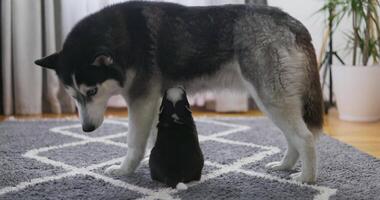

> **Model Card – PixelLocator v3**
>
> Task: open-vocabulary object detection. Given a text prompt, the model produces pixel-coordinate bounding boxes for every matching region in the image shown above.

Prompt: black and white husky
[35,2,323,183]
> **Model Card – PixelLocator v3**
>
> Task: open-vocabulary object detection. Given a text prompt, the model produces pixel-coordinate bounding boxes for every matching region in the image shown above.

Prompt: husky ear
[34,52,59,70]
[92,55,113,66]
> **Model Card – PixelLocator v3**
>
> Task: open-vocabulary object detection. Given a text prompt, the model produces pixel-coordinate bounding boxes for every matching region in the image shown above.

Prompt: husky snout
[82,124,96,132]
[79,112,104,132]
[76,101,106,133]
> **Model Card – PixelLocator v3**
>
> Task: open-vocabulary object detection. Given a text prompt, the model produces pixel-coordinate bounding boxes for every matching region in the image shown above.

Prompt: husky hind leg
[244,80,318,183]
[265,136,300,171]
[245,82,317,181]
[238,46,322,183]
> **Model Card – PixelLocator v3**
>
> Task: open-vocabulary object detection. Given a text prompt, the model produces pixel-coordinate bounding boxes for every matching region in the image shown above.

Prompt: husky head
[35,51,125,132]
[34,16,128,132]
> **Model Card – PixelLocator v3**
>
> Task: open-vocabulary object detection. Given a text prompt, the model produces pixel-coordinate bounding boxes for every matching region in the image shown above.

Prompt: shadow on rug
[0,117,379,200]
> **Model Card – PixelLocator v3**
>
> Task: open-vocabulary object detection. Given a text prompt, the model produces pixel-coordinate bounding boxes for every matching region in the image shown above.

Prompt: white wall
[268,0,352,65]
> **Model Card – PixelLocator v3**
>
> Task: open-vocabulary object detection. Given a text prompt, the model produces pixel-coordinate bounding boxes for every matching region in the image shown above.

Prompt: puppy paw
[290,172,315,184]
[176,182,188,190]
[265,161,292,171]
[105,165,132,176]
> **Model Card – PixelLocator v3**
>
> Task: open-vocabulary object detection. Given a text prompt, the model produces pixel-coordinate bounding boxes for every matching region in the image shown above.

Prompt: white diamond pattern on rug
[0,118,337,200]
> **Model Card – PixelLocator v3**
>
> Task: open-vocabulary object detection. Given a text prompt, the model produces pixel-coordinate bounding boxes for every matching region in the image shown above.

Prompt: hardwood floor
[324,108,380,158]
[1,108,379,158]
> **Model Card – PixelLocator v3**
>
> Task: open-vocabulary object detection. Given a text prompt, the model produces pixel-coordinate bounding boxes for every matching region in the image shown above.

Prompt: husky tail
[301,42,324,137]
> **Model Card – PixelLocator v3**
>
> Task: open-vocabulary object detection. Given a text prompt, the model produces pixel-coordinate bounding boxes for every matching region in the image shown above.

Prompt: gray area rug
[0,117,379,200]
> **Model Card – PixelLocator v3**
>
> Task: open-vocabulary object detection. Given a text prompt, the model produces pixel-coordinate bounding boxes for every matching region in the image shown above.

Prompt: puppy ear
[92,54,113,66]
[34,52,59,70]
[177,85,186,92]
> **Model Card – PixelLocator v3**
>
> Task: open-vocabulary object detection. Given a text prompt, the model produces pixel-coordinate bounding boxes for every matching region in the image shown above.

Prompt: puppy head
[159,86,192,124]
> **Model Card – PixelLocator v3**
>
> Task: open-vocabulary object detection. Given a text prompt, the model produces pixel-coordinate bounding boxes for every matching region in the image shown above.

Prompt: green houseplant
[320,0,380,122]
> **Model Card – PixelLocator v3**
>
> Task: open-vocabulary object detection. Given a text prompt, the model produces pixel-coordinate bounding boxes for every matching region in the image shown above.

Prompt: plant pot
[332,65,380,122]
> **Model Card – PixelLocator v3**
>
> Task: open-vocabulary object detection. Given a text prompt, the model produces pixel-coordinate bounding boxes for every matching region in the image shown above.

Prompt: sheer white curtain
[1,0,69,115]
[0,0,122,115]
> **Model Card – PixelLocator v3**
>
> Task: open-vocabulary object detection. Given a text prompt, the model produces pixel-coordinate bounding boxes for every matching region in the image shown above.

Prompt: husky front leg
[105,95,160,176]
[146,99,161,152]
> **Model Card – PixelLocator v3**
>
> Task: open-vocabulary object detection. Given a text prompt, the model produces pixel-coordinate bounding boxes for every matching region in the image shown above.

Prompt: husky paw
[265,161,292,171]
[105,165,132,176]
[290,172,315,184]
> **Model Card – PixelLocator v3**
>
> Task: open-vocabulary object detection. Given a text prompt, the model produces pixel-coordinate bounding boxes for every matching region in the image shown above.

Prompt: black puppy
[149,86,204,190]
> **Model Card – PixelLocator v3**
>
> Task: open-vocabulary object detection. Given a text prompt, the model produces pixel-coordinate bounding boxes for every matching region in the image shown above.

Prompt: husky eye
[86,88,98,97]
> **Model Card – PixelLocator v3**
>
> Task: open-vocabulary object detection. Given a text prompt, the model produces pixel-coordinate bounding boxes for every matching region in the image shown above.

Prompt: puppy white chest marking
[166,87,184,106]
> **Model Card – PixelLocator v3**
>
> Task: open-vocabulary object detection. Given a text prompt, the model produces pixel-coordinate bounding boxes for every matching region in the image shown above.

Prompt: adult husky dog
[35,1,323,183]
